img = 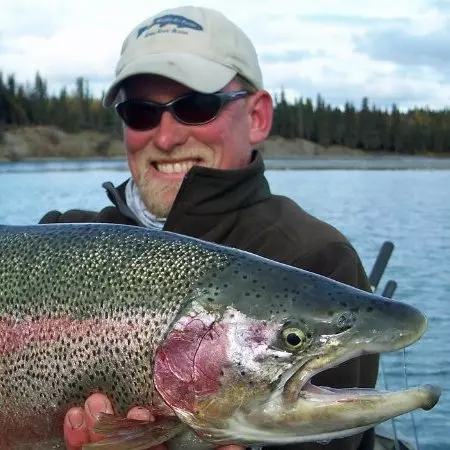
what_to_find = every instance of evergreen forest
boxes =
[1,72,449,154]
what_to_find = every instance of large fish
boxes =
[0,224,441,449]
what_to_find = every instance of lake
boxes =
[1,160,449,449]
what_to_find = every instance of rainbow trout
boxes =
[0,223,441,449]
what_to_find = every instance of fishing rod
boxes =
[382,280,398,299]
[370,241,420,450]
[369,241,395,293]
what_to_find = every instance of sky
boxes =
[1,0,449,111]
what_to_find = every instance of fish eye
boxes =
[282,327,306,350]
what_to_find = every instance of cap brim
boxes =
[102,53,237,107]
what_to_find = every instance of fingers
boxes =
[84,393,114,443]
[63,393,114,449]
[63,407,89,450]
[63,395,174,450]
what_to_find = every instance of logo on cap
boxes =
[137,14,204,38]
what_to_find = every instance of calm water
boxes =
[0,162,449,449]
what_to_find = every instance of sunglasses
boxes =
[115,90,249,131]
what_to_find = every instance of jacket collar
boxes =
[104,150,271,237]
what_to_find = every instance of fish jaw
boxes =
[218,384,442,445]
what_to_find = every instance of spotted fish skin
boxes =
[0,223,231,446]
[0,223,438,449]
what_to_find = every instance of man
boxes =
[39,6,379,450]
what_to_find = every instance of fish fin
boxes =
[82,414,185,450]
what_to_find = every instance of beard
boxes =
[135,172,184,219]
[129,142,215,218]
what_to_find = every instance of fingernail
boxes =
[68,409,84,429]
[133,407,152,421]
[86,397,109,420]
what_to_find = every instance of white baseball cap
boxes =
[102,6,263,107]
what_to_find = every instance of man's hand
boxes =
[64,393,243,450]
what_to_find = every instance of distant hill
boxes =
[0,126,367,161]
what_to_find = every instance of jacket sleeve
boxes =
[39,210,97,223]
[39,208,136,225]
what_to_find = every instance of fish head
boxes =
[154,250,441,446]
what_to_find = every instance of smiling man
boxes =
[38,5,378,450]
[116,72,266,221]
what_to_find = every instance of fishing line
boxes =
[403,348,420,450]
[379,356,400,450]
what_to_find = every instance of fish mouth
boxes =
[283,350,440,412]
[279,326,441,411]
[225,382,441,446]
[222,340,441,446]
[282,348,363,403]
[296,380,441,411]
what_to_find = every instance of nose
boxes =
[153,111,189,151]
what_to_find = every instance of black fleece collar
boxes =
[103,150,271,237]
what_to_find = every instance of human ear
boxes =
[247,90,273,146]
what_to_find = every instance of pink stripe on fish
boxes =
[0,315,136,355]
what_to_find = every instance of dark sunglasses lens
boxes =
[117,102,161,130]
[173,94,222,124]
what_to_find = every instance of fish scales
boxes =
[0,224,230,440]
[0,223,441,449]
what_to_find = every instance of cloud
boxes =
[269,69,438,111]
[1,0,449,109]
[0,40,23,56]
[355,25,450,73]
[259,50,318,64]
[428,0,450,12]
[0,2,64,38]
[298,14,411,27]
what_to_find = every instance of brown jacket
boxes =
[40,151,379,450]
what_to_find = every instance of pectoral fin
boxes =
[83,414,186,450]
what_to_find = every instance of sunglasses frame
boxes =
[115,90,249,131]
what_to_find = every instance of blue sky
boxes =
[1,0,449,110]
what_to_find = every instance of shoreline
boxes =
[2,127,449,170]
[1,155,450,171]
[263,155,450,170]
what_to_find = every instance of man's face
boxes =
[120,75,269,218]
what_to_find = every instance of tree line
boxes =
[0,72,120,137]
[1,71,449,154]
